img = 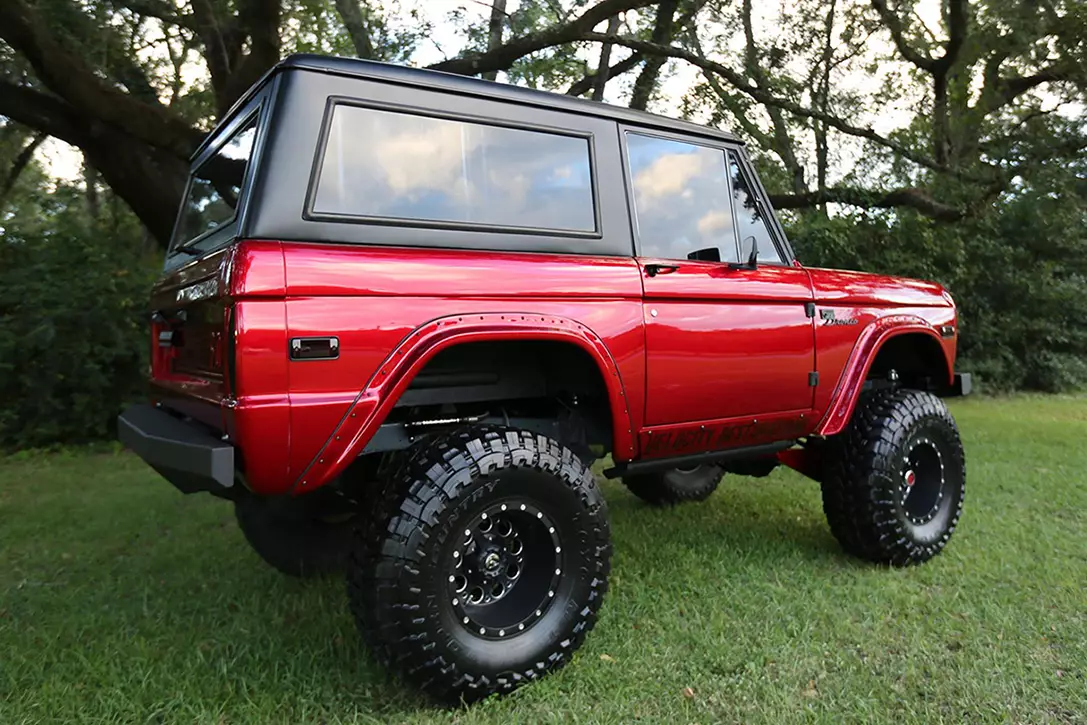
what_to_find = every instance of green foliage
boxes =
[0,190,159,449]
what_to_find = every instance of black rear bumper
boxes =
[118,404,236,496]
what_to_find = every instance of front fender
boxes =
[815,315,952,437]
[289,312,637,493]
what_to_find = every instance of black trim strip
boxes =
[603,440,794,479]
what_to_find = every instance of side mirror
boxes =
[728,236,758,270]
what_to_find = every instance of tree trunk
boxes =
[591,15,622,101]
[83,159,100,220]
[482,0,508,81]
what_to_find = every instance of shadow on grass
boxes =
[2,467,859,720]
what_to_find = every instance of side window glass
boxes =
[727,150,785,264]
[312,105,596,234]
[625,133,738,262]
[173,117,258,249]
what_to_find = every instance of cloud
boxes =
[633,152,709,207]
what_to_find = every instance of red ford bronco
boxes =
[119,54,971,701]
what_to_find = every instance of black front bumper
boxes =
[948,372,972,397]
[939,373,973,397]
[118,404,236,496]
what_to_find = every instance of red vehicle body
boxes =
[119,54,970,702]
[145,240,961,496]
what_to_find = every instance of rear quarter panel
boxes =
[274,242,645,495]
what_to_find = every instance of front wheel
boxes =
[347,426,611,702]
[820,389,965,566]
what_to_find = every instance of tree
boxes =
[0,0,1084,246]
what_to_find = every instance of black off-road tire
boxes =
[234,495,354,577]
[347,426,611,702]
[623,464,724,506]
[820,389,965,566]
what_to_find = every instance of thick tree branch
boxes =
[190,0,243,112]
[0,0,200,158]
[429,0,656,77]
[0,82,97,149]
[582,33,948,174]
[739,0,805,194]
[334,0,375,59]
[482,0,508,81]
[219,0,282,111]
[870,0,935,71]
[0,81,187,243]
[977,64,1079,115]
[566,52,644,96]
[629,0,678,110]
[937,0,968,73]
[591,15,622,101]
[109,0,197,30]
[769,187,964,221]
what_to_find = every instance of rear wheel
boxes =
[820,389,965,566]
[623,464,724,506]
[234,495,354,577]
[347,426,610,701]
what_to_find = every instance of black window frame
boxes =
[726,148,791,266]
[303,96,603,239]
[165,92,268,269]
[620,127,741,263]
[620,125,795,265]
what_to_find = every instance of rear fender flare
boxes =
[291,312,636,493]
[815,315,951,437]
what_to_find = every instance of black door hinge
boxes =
[804,302,816,318]
[808,371,819,386]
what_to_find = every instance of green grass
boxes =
[2,396,1085,724]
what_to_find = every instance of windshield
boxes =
[170,116,258,254]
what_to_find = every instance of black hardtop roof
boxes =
[206,53,742,157]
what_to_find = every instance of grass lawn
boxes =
[1,395,1085,724]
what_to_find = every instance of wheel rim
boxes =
[447,500,561,639]
[901,437,945,525]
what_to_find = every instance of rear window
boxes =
[172,116,258,249]
[310,105,597,234]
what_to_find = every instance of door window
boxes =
[625,133,738,262]
[727,150,785,264]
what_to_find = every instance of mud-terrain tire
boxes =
[820,389,965,566]
[347,426,611,702]
[623,464,724,505]
[234,495,354,577]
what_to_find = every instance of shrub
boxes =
[0,222,159,449]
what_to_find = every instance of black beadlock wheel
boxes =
[347,426,611,702]
[820,388,966,566]
[234,495,354,578]
[623,464,724,506]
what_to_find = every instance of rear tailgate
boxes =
[149,246,235,432]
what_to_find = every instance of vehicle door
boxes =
[622,129,816,452]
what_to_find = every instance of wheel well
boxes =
[385,339,615,455]
[866,333,949,390]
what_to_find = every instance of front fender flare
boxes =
[291,312,637,493]
[815,315,951,438]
